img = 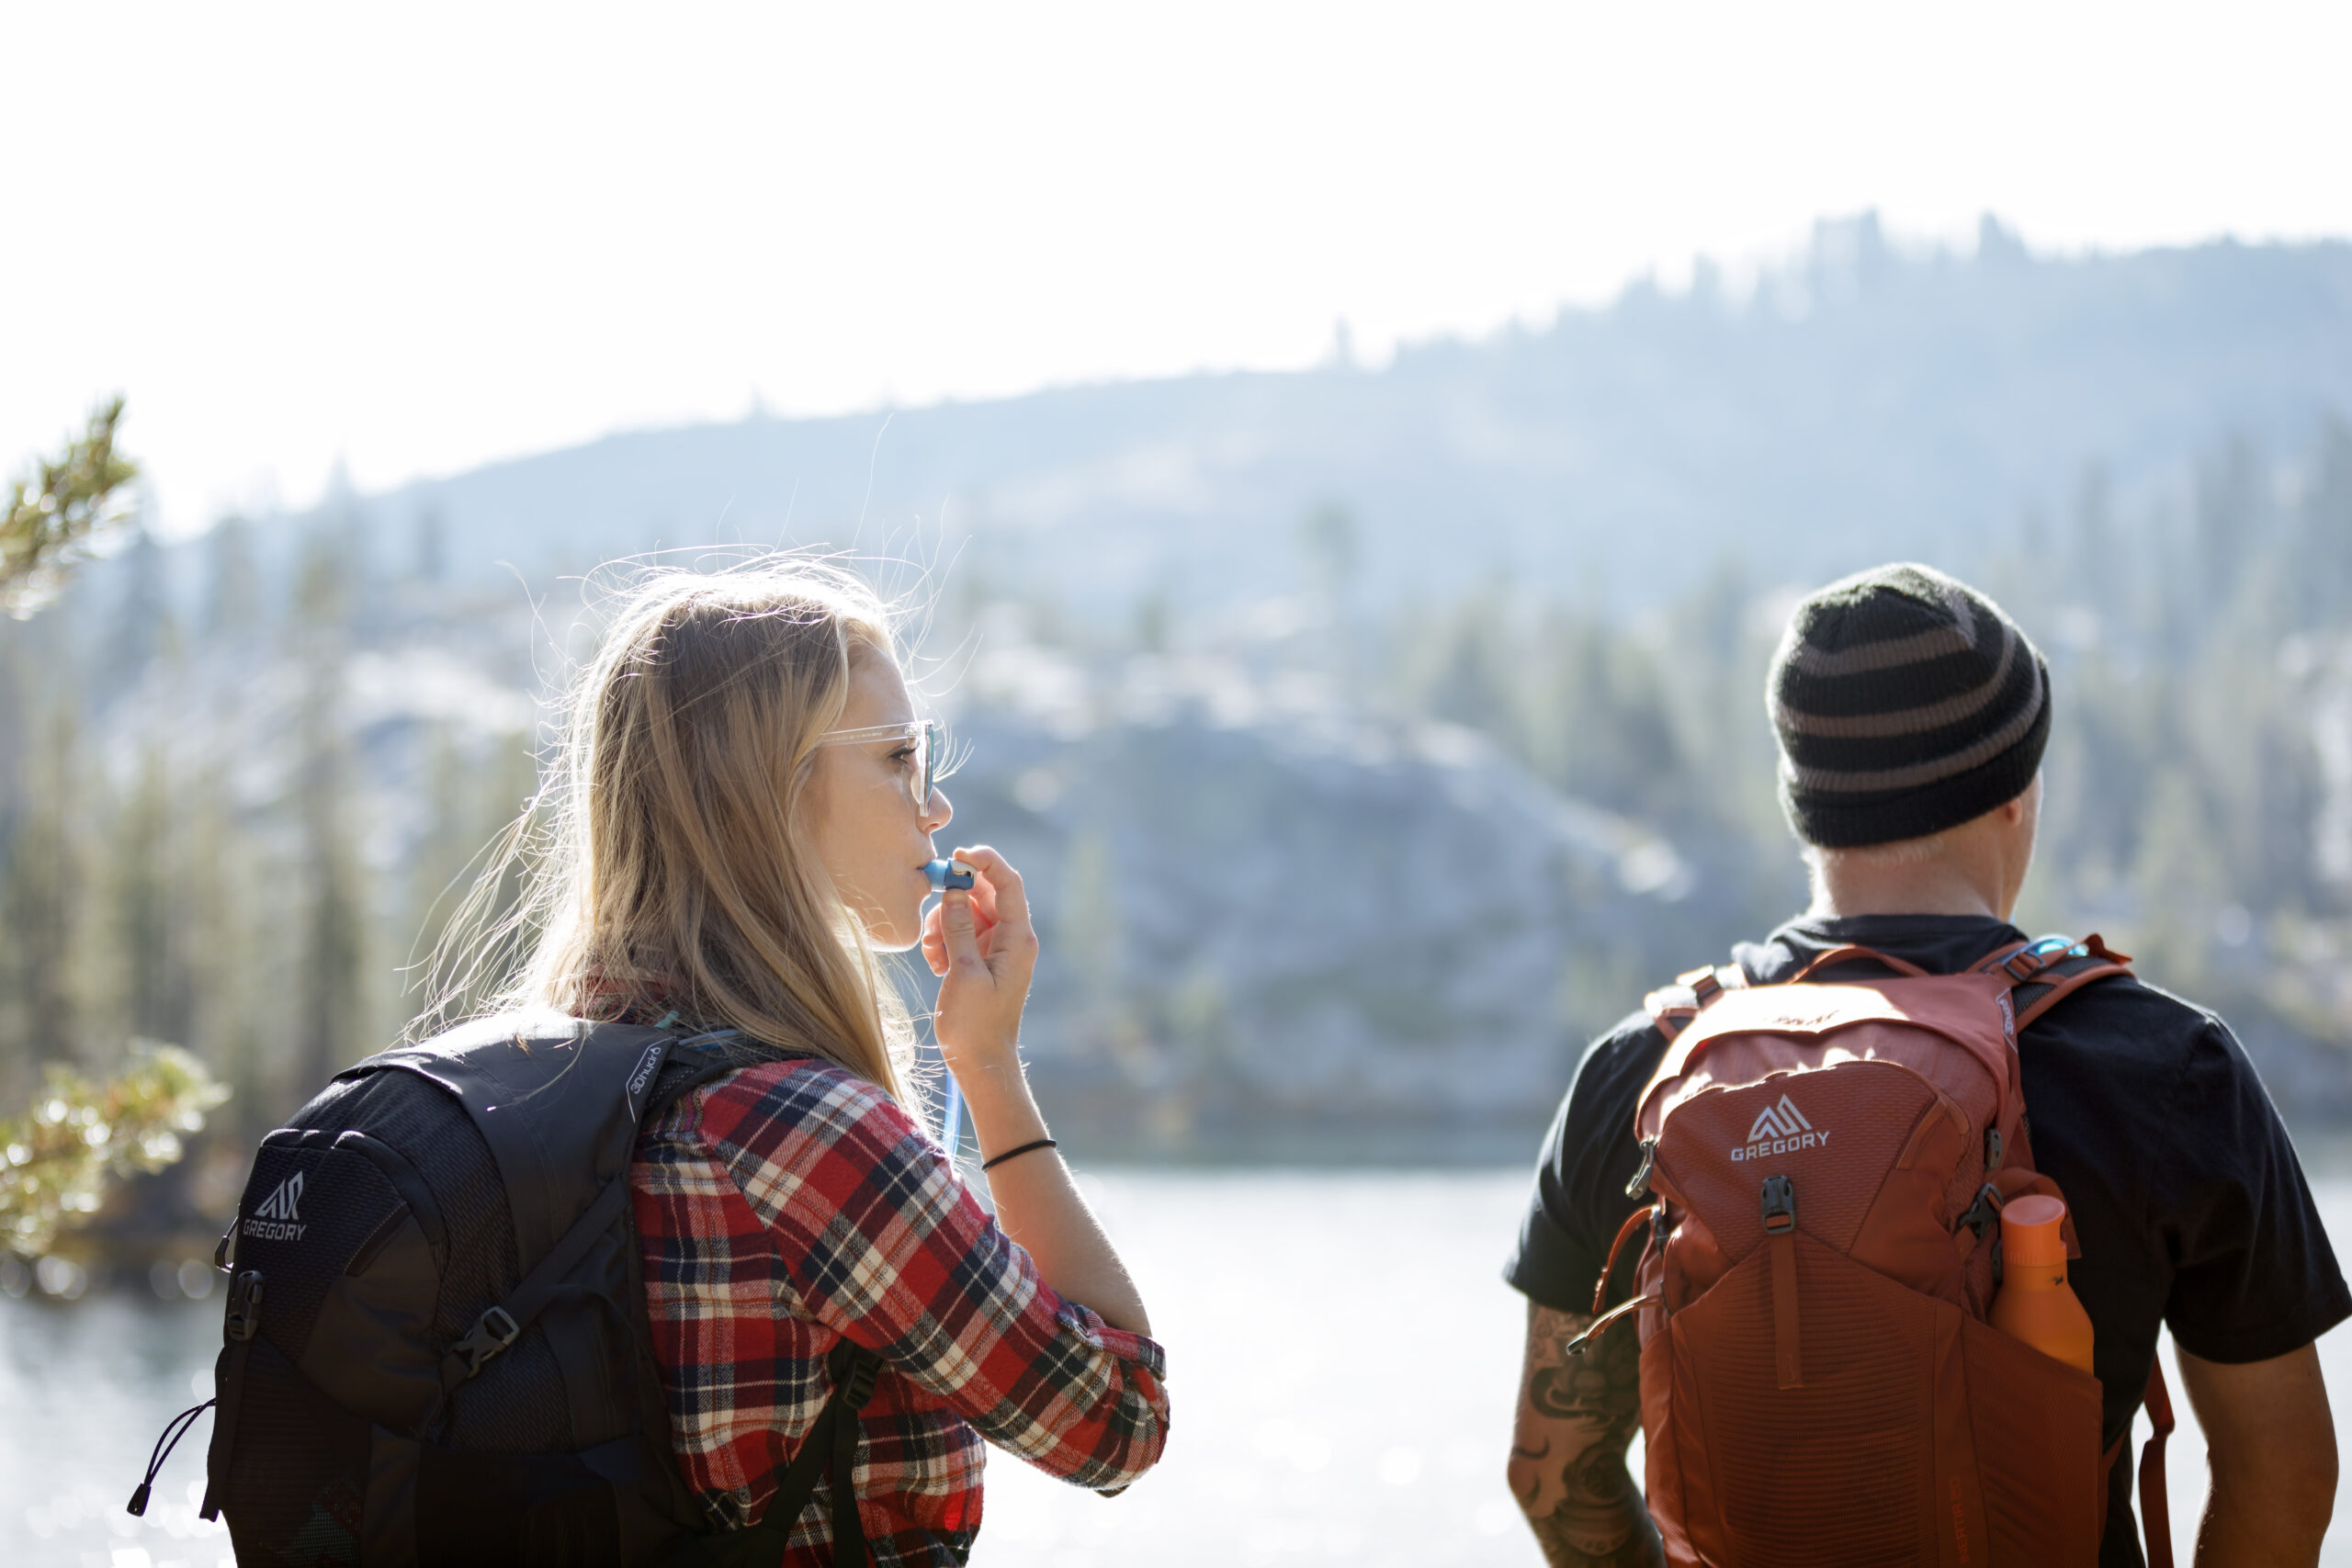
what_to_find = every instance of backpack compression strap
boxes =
[433,1026,780,1394]
[437,1168,638,1393]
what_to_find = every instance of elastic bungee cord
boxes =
[127,1397,214,1516]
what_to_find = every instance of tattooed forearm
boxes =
[1507,1302,1663,1568]
[1523,1448,1661,1568]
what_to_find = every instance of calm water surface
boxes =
[8,1169,2352,1566]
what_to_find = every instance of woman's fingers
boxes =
[960,852,1002,927]
[948,846,1037,993]
[932,870,995,960]
[931,847,1036,1064]
[921,901,950,977]
[953,845,1032,936]
[937,886,996,980]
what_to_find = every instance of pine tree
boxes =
[290,524,369,1089]
[1,398,138,619]
[1,703,87,1069]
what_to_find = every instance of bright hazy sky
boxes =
[5,2,2348,536]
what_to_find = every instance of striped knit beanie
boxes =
[1767,563,2050,848]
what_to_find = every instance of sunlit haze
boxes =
[4,0,2348,535]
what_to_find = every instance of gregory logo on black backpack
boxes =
[247,1172,307,1241]
[1729,1094,1830,1161]
[627,1041,664,1102]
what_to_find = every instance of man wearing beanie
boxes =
[1503,564,2346,1567]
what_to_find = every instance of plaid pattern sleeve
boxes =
[632,1055,1170,1566]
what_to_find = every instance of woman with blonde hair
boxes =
[164,555,1161,1565]
[470,558,1168,1562]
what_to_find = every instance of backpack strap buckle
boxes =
[1974,934,2134,1029]
[1647,964,1747,1041]
[1959,1182,2005,1241]
[1679,964,1747,1006]
[830,1338,884,1413]
[1623,1137,1657,1200]
[224,1271,264,1342]
[1758,1175,1796,1234]
[455,1305,522,1374]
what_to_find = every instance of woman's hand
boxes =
[920,844,1150,1337]
[922,844,1038,1072]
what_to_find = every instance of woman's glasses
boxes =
[815,720,946,809]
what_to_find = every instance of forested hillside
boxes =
[5,220,2350,1166]
[371,215,2352,615]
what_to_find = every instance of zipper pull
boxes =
[1624,1138,1657,1200]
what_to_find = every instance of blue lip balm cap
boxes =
[925,859,976,892]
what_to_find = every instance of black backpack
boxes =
[129,1015,892,1566]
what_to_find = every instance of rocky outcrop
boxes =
[928,639,1696,1146]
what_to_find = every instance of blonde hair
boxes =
[1800,775,2042,902]
[426,558,915,1101]
[1803,829,1955,874]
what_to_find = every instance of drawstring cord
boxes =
[127,1397,214,1517]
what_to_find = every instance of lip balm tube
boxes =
[924,859,977,892]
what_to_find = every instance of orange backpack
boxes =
[1576,936,2177,1568]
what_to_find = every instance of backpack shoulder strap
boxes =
[645,1032,817,1116]
[1973,934,2133,1030]
[424,1021,754,1397]
[2138,1357,2178,1568]
[666,1339,888,1568]
[626,1031,895,1568]
[1645,963,1749,1043]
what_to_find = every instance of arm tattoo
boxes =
[1509,1303,1663,1568]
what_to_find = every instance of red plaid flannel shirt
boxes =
[630,1054,1170,1565]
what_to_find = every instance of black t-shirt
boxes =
[1505,913,2352,1568]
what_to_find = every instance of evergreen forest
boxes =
[6,230,2352,1274]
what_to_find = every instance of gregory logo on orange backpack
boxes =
[1729,1094,1827,1161]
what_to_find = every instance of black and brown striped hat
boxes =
[1767,563,2050,848]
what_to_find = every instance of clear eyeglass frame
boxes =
[815,719,946,809]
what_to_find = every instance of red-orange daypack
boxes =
[1577,936,2177,1568]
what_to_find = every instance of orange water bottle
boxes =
[1989,1194,2094,1374]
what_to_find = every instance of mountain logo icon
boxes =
[255,1171,304,1223]
[1745,1096,1813,1144]
[247,1171,310,1240]
[1731,1095,1829,1162]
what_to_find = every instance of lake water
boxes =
[10,1168,2352,1567]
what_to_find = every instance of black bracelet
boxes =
[980,1137,1058,1172]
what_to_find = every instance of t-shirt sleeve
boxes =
[2157,1014,2352,1363]
[1506,1089,1598,1313]
[1504,1015,1659,1315]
